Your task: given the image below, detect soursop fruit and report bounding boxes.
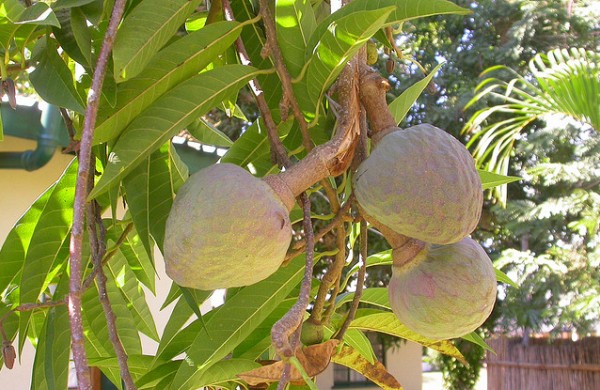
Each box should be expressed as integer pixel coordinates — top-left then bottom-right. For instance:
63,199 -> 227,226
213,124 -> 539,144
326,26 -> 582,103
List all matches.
353,124 -> 482,244
388,237 -> 497,340
164,163 -> 292,290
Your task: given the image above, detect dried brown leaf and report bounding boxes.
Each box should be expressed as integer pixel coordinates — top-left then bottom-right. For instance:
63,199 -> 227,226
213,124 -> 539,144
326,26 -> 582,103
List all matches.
2,341 -> 16,369
238,340 -> 340,386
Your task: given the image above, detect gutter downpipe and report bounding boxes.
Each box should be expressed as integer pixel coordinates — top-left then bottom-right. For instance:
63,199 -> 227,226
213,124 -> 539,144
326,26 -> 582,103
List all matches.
0,103 -> 64,171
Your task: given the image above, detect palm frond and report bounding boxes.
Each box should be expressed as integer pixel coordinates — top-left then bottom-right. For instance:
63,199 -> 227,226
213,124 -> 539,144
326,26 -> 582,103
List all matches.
463,48 -> 600,203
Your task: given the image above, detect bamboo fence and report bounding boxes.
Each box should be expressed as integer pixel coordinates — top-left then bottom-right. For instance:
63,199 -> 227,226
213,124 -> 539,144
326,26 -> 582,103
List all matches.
486,336 -> 600,389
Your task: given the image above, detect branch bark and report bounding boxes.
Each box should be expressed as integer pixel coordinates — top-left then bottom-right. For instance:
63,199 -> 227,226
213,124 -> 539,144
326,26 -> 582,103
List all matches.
67,1 -> 127,388
87,199 -> 137,390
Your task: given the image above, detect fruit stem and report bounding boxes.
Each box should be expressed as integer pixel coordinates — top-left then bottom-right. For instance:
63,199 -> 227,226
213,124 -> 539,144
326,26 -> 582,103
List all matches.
362,212 -> 427,268
264,61 -> 361,211
358,66 -> 397,144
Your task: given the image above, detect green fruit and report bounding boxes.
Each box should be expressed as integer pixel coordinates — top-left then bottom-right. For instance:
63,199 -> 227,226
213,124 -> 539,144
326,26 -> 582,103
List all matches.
387,237 -> 496,340
164,163 -> 292,290
300,320 -> 325,346
353,124 -> 482,245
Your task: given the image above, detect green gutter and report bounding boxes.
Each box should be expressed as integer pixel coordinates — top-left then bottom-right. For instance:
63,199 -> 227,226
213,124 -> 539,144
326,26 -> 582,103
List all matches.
0,103 -> 69,171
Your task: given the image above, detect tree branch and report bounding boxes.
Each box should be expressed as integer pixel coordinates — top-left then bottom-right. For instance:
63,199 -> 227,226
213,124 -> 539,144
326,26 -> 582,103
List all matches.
68,1 -> 127,388
272,192 -> 315,390
87,199 -> 137,390
82,222 -> 134,291
257,0 -> 312,152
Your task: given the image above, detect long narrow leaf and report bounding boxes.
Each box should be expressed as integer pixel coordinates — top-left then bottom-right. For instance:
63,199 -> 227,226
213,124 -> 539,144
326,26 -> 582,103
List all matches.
296,8 -> 394,118
90,65 -> 265,199
113,0 -> 203,81
170,257 -> 306,390
95,20 -> 245,143
350,311 -> 467,364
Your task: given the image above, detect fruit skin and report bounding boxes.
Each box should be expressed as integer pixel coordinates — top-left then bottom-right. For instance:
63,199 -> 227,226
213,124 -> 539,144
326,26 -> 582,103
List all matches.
353,124 -> 482,245
164,163 -> 292,290
387,237 -> 497,340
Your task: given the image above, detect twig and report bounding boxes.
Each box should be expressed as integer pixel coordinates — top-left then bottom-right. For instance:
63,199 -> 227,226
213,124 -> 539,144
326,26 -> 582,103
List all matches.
335,218 -> 367,340
322,276 -> 341,324
257,0 -> 312,152
272,192 -> 315,390
0,300 -> 66,341
287,196 -> 353,254
87,198 -> 137,390
68,1 -> 126,388
310,221 -> 347,324
82,222 -> 134,291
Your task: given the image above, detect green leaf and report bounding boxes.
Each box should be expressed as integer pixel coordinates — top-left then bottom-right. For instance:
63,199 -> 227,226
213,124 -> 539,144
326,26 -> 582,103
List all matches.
275,0 -> 317,78
113,0 -> 203,81
30,277 -> 70,390
341,249 -> 391,290
123,142 -> 188,256
154,289 -> 213,364
495,267 -> 518,288
170,257 -> 306,390
89,65 -> 265,199
306,0 -> 470,53
96,20 -> 244,144
478,169 -> 521,190
0,160 -> 71,295
29,37 -> 86,113
138,360 -> 181,389
233,298 -> 297,359
342,329 -> 377,365
186,118 -> 233,147
15,2 -> 59,26
336,287 -> 391,310
87,355 -> 152,384
184,359 -> 262,389
349,311 -> 467,364
1,0 -> 26,21
118,227 -> 156,292
389,62 -> 444,124
18,161 -> 77,307
82,277 -> 142,357
461,332 -> 495,353
52,0 -> 98,9
221,117 -> 294,177
52,8 -> 91,67
107,253 -> 159,341
297,8 -> 394,118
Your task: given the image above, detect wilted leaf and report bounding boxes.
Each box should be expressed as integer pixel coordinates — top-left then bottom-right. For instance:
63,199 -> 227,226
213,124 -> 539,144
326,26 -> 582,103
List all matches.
2,341 -> 16,369
238,340 -> 340,386
332,345 -> 402,390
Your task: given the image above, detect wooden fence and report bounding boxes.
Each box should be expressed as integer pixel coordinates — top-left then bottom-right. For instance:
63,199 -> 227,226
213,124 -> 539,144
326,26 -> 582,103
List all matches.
486,336 -> 600,389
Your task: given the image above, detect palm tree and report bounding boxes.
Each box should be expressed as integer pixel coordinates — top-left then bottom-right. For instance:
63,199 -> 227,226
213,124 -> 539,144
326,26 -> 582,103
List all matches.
463,48 -> 599,203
